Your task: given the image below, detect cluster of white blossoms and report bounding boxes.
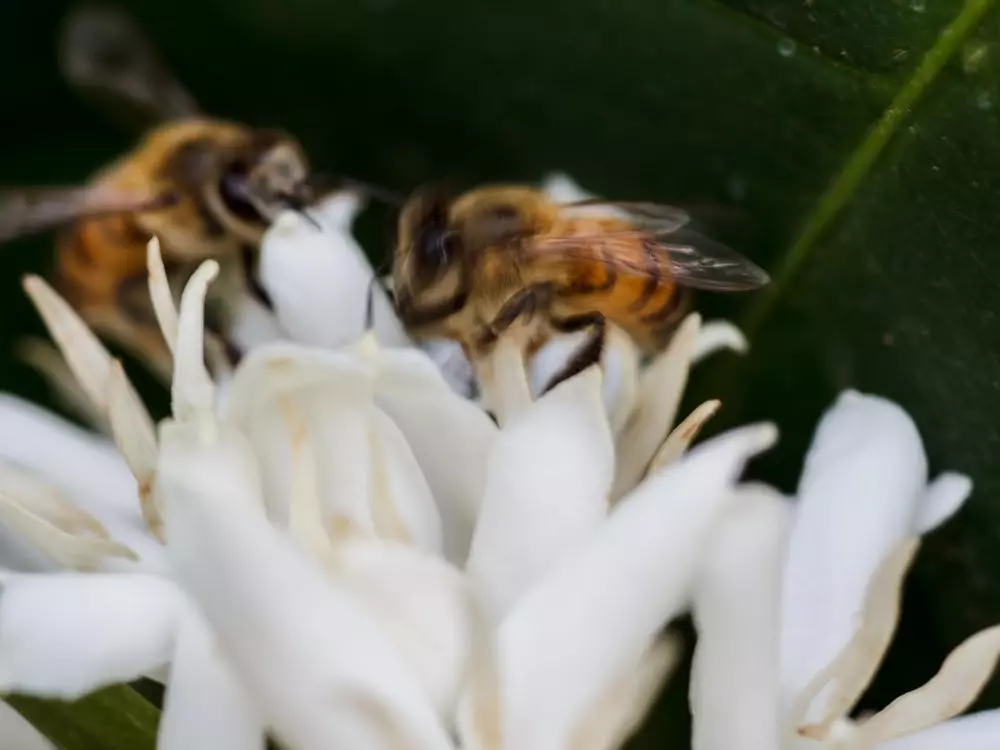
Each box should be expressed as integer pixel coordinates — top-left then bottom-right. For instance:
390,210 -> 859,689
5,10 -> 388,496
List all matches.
0,175 -> 999,750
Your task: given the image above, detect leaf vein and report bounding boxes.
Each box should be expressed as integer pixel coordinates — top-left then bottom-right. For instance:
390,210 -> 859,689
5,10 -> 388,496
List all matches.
742,0 -> 997,337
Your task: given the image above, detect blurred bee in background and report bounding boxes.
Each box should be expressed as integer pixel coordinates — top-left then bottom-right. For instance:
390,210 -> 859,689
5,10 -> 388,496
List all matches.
0,7 -> 321,382
392,184 -> 769,391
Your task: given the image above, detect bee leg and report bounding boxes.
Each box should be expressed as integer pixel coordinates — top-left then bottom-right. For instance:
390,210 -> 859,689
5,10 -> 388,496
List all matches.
540,314 -> 607,395
478,284 -> 554,350
394,286 -> 469,330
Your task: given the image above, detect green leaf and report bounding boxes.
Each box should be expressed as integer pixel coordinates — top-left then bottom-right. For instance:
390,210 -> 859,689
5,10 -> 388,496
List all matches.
6,687 -> 159,750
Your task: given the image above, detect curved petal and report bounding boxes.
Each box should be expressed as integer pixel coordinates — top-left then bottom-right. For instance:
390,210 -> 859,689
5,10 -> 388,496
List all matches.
227,293 -> 287,354
466,368 -> 613,621
159,419 -> 454,750
913,472 -> 972,535
779,391 -> 967,713
527,327 -> 640,434
789,539 -> 918,740
16,338 -> 108,434
493,423 -> 777,750
0,395 -> 163,569
223,344 -> 376,528
159,609 -> 264,750
692,320 -> 747,364
0,699 -> 55,750
259,192 -> 410,350
146,236 -> 179,353
879,710 -> 1000,750
370,409 -> 443,553
569,635 -> 682,750
0,471 -> 137,572
172,260 -> 218,425
612,313 -> 701,499
689,485 -> 791,750
0,572 -> 180,698
419,340 -> 477,399
334,536 -> 478,725
856,625 -> 1000,746
371,354 -> 497,566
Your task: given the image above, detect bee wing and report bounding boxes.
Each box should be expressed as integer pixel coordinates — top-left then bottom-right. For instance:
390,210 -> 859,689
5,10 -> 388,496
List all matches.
534,229 -> 770,292
59,7 -> 200,125
0,185 -> 175,242
559,200 -> 692,235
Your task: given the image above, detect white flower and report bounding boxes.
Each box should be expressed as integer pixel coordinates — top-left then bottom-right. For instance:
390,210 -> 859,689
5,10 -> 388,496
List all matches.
1,171 -> 997,750
688,390 -> 1000,750
0,210 -> 771,749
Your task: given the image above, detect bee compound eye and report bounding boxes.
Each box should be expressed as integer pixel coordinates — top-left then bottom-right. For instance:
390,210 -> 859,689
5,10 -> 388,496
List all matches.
416,226 -> 459,275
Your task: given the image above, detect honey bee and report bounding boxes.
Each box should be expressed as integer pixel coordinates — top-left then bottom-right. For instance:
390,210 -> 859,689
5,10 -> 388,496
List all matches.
0,7 -> 320,380
392,184 -> 769,389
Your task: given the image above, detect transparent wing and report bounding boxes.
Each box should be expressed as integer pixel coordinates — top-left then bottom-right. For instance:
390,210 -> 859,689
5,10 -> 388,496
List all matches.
559,200 -> 692,235
0,185 -> 176,242
656,227 -> 770,291
534,228 -> 769,292
59,6 -> 200,124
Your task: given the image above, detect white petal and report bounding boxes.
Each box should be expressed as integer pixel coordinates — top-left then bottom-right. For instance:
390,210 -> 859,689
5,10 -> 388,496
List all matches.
259,192 -> 411,350
222,343 -> 374,528
692,320 -> 748,364
172,261 -> 219,425
159,609 -> 264,750
480,335 -> 533,427
856,625 -> 1000,745
226,292 -> 287,354
335,536 -> 478,725
159,420 -> 454,750
569,635 -> 682,750
603,326 -> 641,435
612,313 -> 701,498
780,390 -> 949,712
22,275 -> 113,413
372,355 -> 497,566
528,331 -> 589,399
914,472 -> 972,534
370,408 -> 443,553
420,340 -> 477,398
0,699 -> 56,750
690,485 -> 791,750
496,423 -> 777,750
789,539 -> 918,740
466,367 -> 613,621
0,571 -> 180,698
147,236 -> 179,354
879,710 -> 1000,750
107,360 -> 162,540
16,338 -> 109,434
528,326 -> 640,432
0,479 -> 137,571
648,400 -> 721,473
0,395 -> 164,569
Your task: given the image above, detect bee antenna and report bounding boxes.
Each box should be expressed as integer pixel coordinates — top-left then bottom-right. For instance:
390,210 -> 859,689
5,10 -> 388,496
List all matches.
365,275 -> 379,331
298,208 -> 321,230
341,177 -> 404,207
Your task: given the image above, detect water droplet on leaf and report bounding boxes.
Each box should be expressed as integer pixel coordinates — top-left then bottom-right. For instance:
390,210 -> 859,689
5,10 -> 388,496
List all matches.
963,41 -> 990,74
777,38 -> 796,57
909,0 -> 926,12
976,90 -> 993,110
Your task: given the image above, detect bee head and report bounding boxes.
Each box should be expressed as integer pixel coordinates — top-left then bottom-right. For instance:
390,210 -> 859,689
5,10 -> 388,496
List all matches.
395,183 -> 464,290
218,130 -> 314,227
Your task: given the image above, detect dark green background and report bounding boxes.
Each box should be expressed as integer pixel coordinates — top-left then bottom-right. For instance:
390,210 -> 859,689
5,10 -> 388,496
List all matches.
3,0 -> 1000,746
